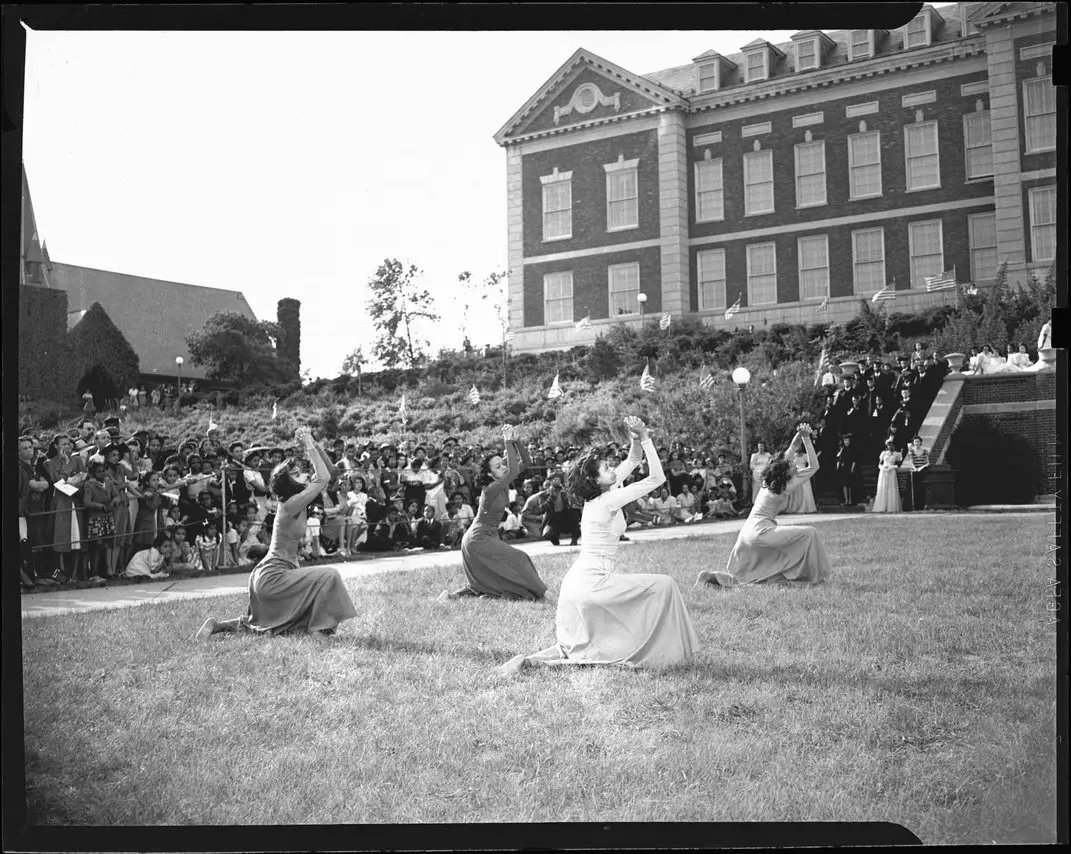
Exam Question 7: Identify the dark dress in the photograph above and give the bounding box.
[459,442,547,600]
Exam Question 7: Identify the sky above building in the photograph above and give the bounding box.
[23,27,804,379]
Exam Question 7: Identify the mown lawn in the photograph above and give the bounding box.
[19,515,1057,843]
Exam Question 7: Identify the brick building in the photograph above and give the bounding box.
[493,2,1058,353]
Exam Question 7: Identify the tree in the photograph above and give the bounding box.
[67,302,140,408]
[186,312,294,386]
[367,259,440,369]
[340,346,365,396]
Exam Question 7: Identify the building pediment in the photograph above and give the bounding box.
[494,48,685,146]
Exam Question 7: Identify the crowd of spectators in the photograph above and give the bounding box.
[79,383,198,416]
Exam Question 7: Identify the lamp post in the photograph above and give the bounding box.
[175,356,184,411]
[637,292,647,330]
[732,366,751,505]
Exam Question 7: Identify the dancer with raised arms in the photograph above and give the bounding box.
[196,426,358,638]
[696,423,831,588]
[439,424,550,601]
[499,416,698,674]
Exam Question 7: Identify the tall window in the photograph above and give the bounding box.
[541,175,572,241]
[848,131,882,198]
[605,159,639,231]
[1029,187,1056,263]
[909,220,944,288]
[905,121,940,190]
[698,62,718,92]
[797,235,829,301]
[795,38,817,71]
[608,262,641,316]
[746,243,777,305]
[543,271,573,324]
[904,14,930,49]
[849,30,872,60]
[698,248,727,311]
[1023,77,1056,152]
[794,141,826,207]
[744,150,774,215]
[852,228,886,294]
[695,159,724,222]
[964,111,993,179]
[968,212,997,284]
[745,51,768,82]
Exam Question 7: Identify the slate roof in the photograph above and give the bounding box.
[21,165,46,267]
[50,262,260,379]
[640,3,971,96]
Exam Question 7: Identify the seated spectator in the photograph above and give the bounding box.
[169,525,203,577]
[124,534,173,580]
[674,482,701,523]
[708,485,737,519]
[498,501,526,540]
[416,504,447,550]
[649,486,679,526]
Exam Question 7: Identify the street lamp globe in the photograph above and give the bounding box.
[731,366,751,387]
[175,356,184,367]
[637,293,647,305]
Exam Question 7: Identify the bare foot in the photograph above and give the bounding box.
[195,618,218,639]
[694,571,718,589]
[497,654,527,677]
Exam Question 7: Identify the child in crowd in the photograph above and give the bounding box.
[224,518,240,566]
[498,501,525,539]
[124,534,173,580]
[709,484,737,519]
[196,521,221,572]
[169,525,203,577]
[303,506,323,560]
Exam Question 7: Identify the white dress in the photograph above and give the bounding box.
[785,453,817,514]
[750,452,772,501]
[552,439,698,669]
[872,450,902,513]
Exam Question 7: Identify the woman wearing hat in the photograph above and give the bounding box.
[196,426,358,639]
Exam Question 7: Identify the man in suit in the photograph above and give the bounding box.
[415,504,445,550]
[831,376,854,419]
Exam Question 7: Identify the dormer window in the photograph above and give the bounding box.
[959,2,984,36]
[904,6,943,49]
[790,30,835,72]
[693,50,737,93]
[698,62,717,92]
[849,30,874,60]
[740,39,785,84]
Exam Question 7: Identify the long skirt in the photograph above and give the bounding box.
[113,493,133,548]
[714,519,831,587]
[242,556,358,635]
[460,522,546,600]
[785,480,817,514]
[49,494,83,553]
[872,468,902,513]
[553,555,697,669]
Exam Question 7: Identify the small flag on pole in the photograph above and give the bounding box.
[271,400,278,420]
[547,373,563,400]
[699,371,715,390]
[399,394,407,423]
[640,360,655,392]
[468,385,481,405]
[575,315,592,332]
[724,295,742,320]
[871,282,896,303]
[817,295,829,312]
[813,343,828,388]
[504,329,515,343]
[208,416,219,432]
[925,268,957,292]
[659,312,672,331]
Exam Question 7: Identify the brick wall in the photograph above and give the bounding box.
[522,67,663,137]
[18,285,77,401]
[932,384,964,461]
[960,412,1059,494]
[1015,30,1058,176]
[961,370,1056,404]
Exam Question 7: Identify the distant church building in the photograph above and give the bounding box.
[493,2,1057,353]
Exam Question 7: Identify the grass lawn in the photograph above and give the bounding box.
[19,514,1057,842]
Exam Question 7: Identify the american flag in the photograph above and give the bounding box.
[640,360,655,392]
[724,295,742,320]
[699,371,715,390]
[547,372,563,399]
[467,385,480,405]
[575,315,592,332]
[208,417,219,433]
[660,312,672,331]
[504,328,515,343]
[871,282,896,303]
[925,268,957,292]
[817,295,829,312]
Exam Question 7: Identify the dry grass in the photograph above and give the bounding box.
[19,515,1057,842]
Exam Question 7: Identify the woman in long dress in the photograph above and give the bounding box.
[197,427,358,638]
[439,425,550,601]
[1008,343,1034,371]
[784,449,817,513]
[42,433,88,581]
[499,416,698,675]
[872,438,903,513]
[696,424,831,588]
[749,442,772,504]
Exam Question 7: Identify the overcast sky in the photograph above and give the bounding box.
[22,27,801,379]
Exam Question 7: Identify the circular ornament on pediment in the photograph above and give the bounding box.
[574,83,600,113]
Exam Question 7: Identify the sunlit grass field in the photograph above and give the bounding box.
[20,514,1057,843]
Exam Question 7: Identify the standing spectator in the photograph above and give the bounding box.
[196,521,222,572]
[133,470,166,549]
[74,419,98,454]
[43,433,88,581]
[150,386,162,408]
[419,457,448,520]
[400,458,427,511]
[666,452,689,496]
[905,436,931,511]
[836,434,859,506]
[749,442,772,503]
[18,435,52,585]
[128,386,140,408]
[81,389,96,415]
[81,462,118,581]
[872,438,903,513]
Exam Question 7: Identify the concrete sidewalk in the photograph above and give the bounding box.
[19,507,1053,620]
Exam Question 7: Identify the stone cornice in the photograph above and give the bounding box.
[500,104,682,148]
[974,3,1054,29]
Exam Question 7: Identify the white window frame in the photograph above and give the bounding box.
[543,271,574,325]
[968,212,997,284]
[963,111,993,179]
[1023,77,1056,153]
[795,37,818,72]
[540,171,573,241]
[903,13,931,49]
[695,158,724,222]
[849,30,873,60]
[604,157,639,232]
[746,242,778,306]
[852,227,886,295]
[797,235,830,302]
[743,149,774,216]
[697,61,719,93]
[1029,186,1056,263]
[960,2,982,36]
[904,120,941,191]
[848,131,882,199]
[794,140,827,208]
[744,49,769,83]
[908,220,945,289]
[608,262,641,317]
[697,248,727,311]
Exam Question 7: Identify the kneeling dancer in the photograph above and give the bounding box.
[696,423,831,588]
[196,426,358,638]
[499,416,698,674]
